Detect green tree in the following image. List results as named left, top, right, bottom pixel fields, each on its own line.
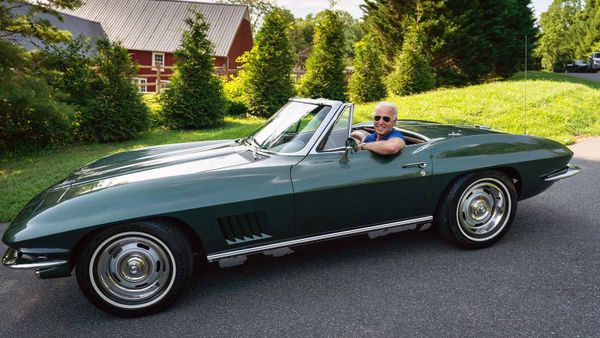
left=36, top=37, right=97, bottom=108
left=348, top=34, right=386, bottom=103
left=0, top=40, right=75, bottom=153
left=79, top=39, right=149, bottom=142
left=536, top=0, right=583, bottom=71
left=162, top=11, right=226, bottom=129
left=239, top=7, right=295, bottom=117
left=298, top=10, right=347, bottom=101
left=387, top=24, right=435, bottom=96
left=0, top=0, right=82, bottom=43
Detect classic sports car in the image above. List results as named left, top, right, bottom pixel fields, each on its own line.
left=2, top=98, right=579, bottom=316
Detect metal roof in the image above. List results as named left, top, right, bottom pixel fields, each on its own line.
left=1, top=2, right=106, bottom=55
left=61, top=0, right=250, bottom=56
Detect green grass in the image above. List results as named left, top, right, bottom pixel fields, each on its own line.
left=1, top=71, right=598, bottom=222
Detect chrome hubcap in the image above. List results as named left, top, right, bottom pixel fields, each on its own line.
left=456, top=178, right=511, bottom=241
left=93, top=234, right=173, bottom=306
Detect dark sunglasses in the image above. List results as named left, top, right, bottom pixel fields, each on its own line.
left=373, top=115, right=391, bottom=123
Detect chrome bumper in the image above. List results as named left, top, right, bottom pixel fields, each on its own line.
left=2, top=247, right=68, bottom=271
left=544, top=164, right=581, bottom=182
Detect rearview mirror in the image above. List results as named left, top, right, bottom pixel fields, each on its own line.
left=339, top=137, right=359, bottom=164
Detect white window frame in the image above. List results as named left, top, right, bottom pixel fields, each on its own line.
left=152, top=52, right=165, bottom=70
left=133, top=77, right=147, bottom=93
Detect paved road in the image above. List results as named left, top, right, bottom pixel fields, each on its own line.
left=563, top=71, right=600, bottom=83
left=1, top=139, right=599, bottom=337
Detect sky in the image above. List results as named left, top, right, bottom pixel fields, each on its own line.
left=276, top=0, right=554, bottom=20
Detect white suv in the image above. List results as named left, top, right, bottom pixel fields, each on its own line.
left=590, top=52, right=600, bottom=71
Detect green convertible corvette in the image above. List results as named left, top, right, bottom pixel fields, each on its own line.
left=2, top=98, right=580, bottom=316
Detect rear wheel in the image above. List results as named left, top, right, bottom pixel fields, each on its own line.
left=435, top=171, right=517, bottom=249
left=76, top=221, right=193, bottom=316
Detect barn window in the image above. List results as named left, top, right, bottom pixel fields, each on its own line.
left=133, top=78, right=147, bottom=93
left=152, top=52, right=165, bottom=69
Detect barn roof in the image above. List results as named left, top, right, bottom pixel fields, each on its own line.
left=1, top=2, right=106, bottom=55
left=61, top=0, right=250, bottom=56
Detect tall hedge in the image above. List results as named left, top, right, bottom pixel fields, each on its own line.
left=162, top=11, right=226, bottom=129
left=349, top=34, right=386, bottom=103
left=78, top=39, right=149, bottom=142
left=387, top=25, right=434, bottom=96
left=239, top=7, right=295, bottom=117
left=298, top=10, right=347, bottom=101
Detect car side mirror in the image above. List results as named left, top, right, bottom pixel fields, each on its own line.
left=339, top=138, right=358, bottom=164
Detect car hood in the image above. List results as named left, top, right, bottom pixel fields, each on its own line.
left=61, top=140, right=255, bottom=189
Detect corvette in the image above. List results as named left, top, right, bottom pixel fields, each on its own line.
left=2, top=98, right=579, bottom=316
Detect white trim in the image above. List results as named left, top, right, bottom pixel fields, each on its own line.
left=152, top=52, right=165, bottom=70
left=133, top=77, right=147, bottom=93
left=206, top=216, right=433, bottom=262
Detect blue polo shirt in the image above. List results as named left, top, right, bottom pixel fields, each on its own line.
left=364, top=129, right=404, bottom=143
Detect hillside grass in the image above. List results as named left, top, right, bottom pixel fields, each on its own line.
left=1, top=71, right=598, bottom=222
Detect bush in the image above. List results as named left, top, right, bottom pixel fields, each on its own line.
left=162, top=11, right=226, bottom=129
left=298, top=10, right=348, bottom=101
left=142, top=93, right=165, bottom=127
left=223, top=75, right=248, bottom=116
left=0, top=40, right=75, bottom=154
left=78, top=39, right=149, bottom=142
left=349, top=34, right=387, bottom=103
left=387, top=25, right=435, bottom=96
left=239, top=8, right=295, bottom=117
left=0, top=69, right=75, bottom=154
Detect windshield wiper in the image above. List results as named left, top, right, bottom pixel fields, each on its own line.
left=244, top=136, right=262, bottom=160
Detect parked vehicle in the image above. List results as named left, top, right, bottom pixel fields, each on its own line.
left=2, top=98, right=580, bottom=316
left=566, top=60, right=589, bottom=72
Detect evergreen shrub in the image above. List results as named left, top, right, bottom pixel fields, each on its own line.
left=298, top=10, right=348, bottom=101
left=349, top=35, right=387, bottom=103
left=162, top=11, right=226, bottom=129
left=387, top=26, right=435, bottom=96
left=78, top=39, right=149, bottom=142
left=239, top=8, right=295, bottom=117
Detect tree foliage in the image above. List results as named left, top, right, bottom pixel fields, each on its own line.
left=0, top=40, right=75, bottom=153
left=162, top=11, right=226, bottom=129
left=0, top=0, right=82, bottom=43
left=239, top=7, right=295, bottom=117
left=78, top=39, right=149, bottom=142
left=387, top=24, right=435, bottom=96
left=298, top=10, right=347, bottom=101
left=536, top=0, right=583, bottom=71
left=363, top=0, right=537, bottom=84
left=348, top=34, right=386, bottom=103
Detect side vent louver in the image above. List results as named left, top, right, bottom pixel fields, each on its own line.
left=218, top=213, right=271, bottom=245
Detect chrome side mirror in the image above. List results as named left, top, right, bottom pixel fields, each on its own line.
left=339, top=138, right=358, bottom=164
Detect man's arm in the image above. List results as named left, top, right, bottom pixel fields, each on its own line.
left=361, top=138, right=405, bottom=155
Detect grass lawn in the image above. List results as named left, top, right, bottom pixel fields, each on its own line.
left=1, top=71, right=599, bottom=222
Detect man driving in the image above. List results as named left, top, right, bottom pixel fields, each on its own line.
left=359, top=102, right=406, bottom=155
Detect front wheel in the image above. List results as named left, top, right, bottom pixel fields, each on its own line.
left=435, top=171, right=518, bottom=249
left=76, top=221, right=193, bottom=316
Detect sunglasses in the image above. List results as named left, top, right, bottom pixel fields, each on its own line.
left=373, top=115, right=391, bottom=123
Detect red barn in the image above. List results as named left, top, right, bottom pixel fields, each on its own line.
left=63, top=0, right=253, bottom=92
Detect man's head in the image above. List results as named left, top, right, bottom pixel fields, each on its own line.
left=373, top=102, right=398, bottom=137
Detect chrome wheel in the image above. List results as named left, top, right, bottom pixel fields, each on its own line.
left=90, top=232, right=176, bottom=309
left=455, top=178, right=512, bottom=242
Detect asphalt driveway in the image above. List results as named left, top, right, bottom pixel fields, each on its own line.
left=563, top=71, right=600, bottom=83
left=0, top=138, right=598, bottom=337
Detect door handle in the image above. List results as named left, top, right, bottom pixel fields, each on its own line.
left=402, top=162, right=427, bottom=169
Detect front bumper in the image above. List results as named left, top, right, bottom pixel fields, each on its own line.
left=544, top=164, right=581, bottom=182
left=2, top=247, right=71, bottom=279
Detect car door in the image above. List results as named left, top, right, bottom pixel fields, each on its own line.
left=291, top=105, right=433, bottom=237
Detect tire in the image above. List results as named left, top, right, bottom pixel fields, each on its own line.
left=435, top=171, right=517, bottom=249
left=76, top=220, right=193, bottom=317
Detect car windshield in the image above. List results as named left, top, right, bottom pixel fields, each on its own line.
left=594, top=53, right=600, bottom=58
left=249, top=101, right=331, bottom=153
